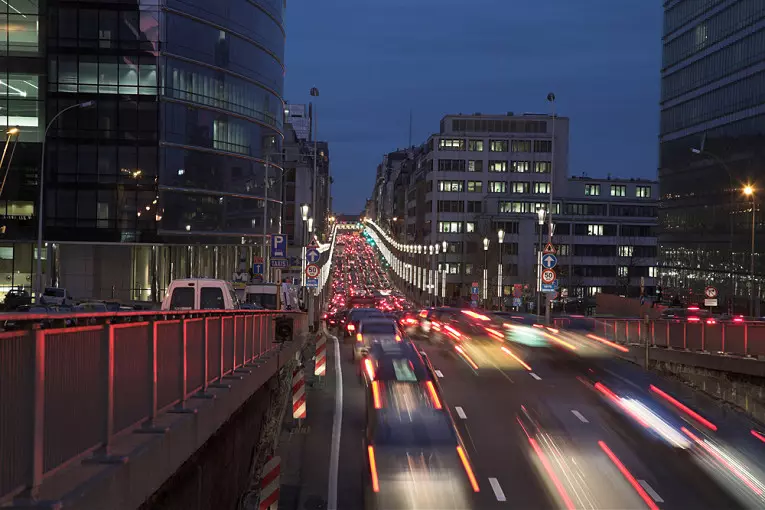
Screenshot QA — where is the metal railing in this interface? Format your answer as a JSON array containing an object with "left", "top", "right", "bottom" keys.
[
  {"left": 0, "top": 309, "right": 307, "bottom": 503},
  {"left": 553, "top": 316, "right": 765, "bottom": 358}
]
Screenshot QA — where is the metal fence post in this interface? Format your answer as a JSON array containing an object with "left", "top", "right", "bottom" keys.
[
  {"left": 28, "top": 326, "right": 45, "bottom": 497},
  {"left": 170, "top": 318, "right": 196, "bottom": 413},
  {"left": 203, "top": 317, "right": 210, "bottom": 390},
  {"left": 137, "top": 320, "right": 169, "bottom": 433}
]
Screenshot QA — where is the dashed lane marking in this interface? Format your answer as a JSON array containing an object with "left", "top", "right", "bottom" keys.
[
  {"left": 530, "top": 372, "right": 542, "bottom": 381},
  {"left": 455, "top": 406, "right": 467, "bottom": 419},
  {"left": 435, "top": 369, "right": 444, "bottom": 378},
  {"left": 571, "top": 410, "right": 589, "bottom": 423},
  {"left": 488, "top": 478, "right": 506, "bottom": 501},
  {"left": 638, "top": 480, "right": 664, "bottom": 503}
]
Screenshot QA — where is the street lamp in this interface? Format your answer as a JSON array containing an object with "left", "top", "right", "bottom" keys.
[
  {"left": 300, "top": 203, "right": 310, "bottom": 222},
  {"left": 483, "top": 237, "right": 489, "bottom": 307},
  {"left": 497, "top": 229, "right": 505, "bottom": 310},
  {"left": 308, "top": 217, "right": 314, "bottom": 233},
  {"left": 537, "top": 208, "right": 546, "bottom": 319},
  {"left": 744, "top": 185, "right": 757, "bottom": 316},
  {"left": 36, "top": 100, "right": 96, "bottom": 299}
]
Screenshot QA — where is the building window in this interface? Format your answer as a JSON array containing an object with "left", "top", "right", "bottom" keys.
[
  {"left": 511, "top": 161, "right": 530, "bottom": 173},
  {"left": 467, "top": 160, "right": 483, "bottom": 172},
  {"left": 511, "top": 140, "right": 531, "bottom": 152},
  {"left": 488, "top": 181, "right": 506, "bottom": 193},
  {"left": 465, "top": 263, "right": 473, "bottom": 275},
  {"left": 618, "top": 266, "right": 629, "bottom": 277},
  {"left": 467, "top": 181, "right": 483, "bottom": 193},
  {"left": 649, "top": 267, "right": 658, "bottom": 277},
  {"left": 438, "top": 221, "right": 463, "bottom": 233},
  {"left": 467, "top": 201, "right": 482, "bottom": 213},
  {"left": 438, "top": 180, "right": 464, "bottom": 192},
  {"left": 0, "top": 73, "right": 42, "bottom": 142},
  {"left": 534, "top": 161, "right": 551, "bottom": 173},
  {"left": 510, "top": 182, "right": 529, "bottom": 194},
  {"left": 466, "top": 222, "right": 476, "bottom": 233},
  {"left": 558, "top": 244, "right": 570, "bottom": 256},
  {"left": 584, "top": 184, "right": 601, "bottom": 196},
  {"left": 468, "top": 139, "right": 483, "bottom": 152},
  {"left": 1, "top": 7, "right": 39, "bottom": 56},
  {"left": 587, "top": 286, "right": 602, "bottom": 297},
  {"left": 533, "top": 182, "right": 550, "bottom": 194},
  {"left": 438, "top": 159, "right": 466, "bottom": 172},
  {"left": 587, "top": 224, "right": 604, "bottom": 236},
  {"left": 533, "top": 140, "right": 552, "bottom": 152},
  {"left": 618, "top": 245, "right": 634, "bottom": 257},
  {"left": 610, "top": 185, "right": 626, "bottom": 197},
  {"left": 489, "top": 140, "right": 508, "bottom": 152},
  {"left": 439, "top": 138, "right": 465, "bottom": 151},
  {"left": 636, "top": 185, "right": 651, "bottom": 198},
  {"left": 488, "top": 161, "right": 507, "bottom": 172}
]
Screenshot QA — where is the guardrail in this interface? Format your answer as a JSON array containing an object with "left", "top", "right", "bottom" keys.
[
  {"left": 0, "top": 309, "right": 307, "bottom": 504},
  {"left": 553, "top": 316, "right": 765, "bottom": 358}
]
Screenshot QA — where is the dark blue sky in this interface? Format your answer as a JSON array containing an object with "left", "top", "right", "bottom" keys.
[{"left": 284, "top": 0, "right": 662, "bottom": 214}]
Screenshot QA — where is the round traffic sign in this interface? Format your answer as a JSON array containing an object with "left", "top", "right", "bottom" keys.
[
  {"left": 541, "top": 269, "right": 556, "bottom": 284},
  {"left": 705, "top": 286, "right": 718, "bottom": 298},
  {"left": 305, "top": 264, "right": 320, "bottom": 278}
]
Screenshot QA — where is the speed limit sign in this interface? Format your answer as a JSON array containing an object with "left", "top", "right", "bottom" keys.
[
  {"left": 541, "top": 269, "right": 556, "bottom": 284},
  {"left": 305, "top": 264, "right": 320, "bottom": 278}
]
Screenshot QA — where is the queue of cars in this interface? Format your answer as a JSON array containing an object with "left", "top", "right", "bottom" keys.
[{"left": 327, "top": 232, "right": 480, "bottom": 509}]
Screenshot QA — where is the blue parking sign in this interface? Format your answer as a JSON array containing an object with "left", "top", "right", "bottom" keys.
[{"left": 271, "top": 234, "right": 287, "bottom": 259}]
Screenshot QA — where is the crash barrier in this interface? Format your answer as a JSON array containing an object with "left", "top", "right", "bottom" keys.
[
  {"left": 258, "top": 456, "right": 281, "bottom": 510},
  {"left": 0, "top": 309, "right": 307, "bottom": 504},
  {"left": 314, "top": 333, "right": 327, "bottom": 376},
  {"left": 553, "top": 316, "right": 765, "bottom": 358}
]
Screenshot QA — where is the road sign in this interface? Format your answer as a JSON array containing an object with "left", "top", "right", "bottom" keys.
[
  {"left": 306, "top": 278, "right": 319, "bottom": 288},
  {"left": 550, "top": 291, "right": 559, "bottom": 300},
  {"left": 512, "top": 297, "right": 522, "bottom": 308},
  {"left": 705, "top": 286, "right": 718, "bottom": 299},
  {"left": 471, "top": 286, "right": 479, "bottom": 295},
  {"left": 704, "top": 298, "right": 718, "bottom": 307},
  {"left": 471, "top": 300, "right": 478, "bottom": 308},
  {"left": 253, "top": 263, "right": 264, "bottom": 275},
  {"left": 306, "top": 248, "right": 321, "bottom": 264},
  {"left": 543, "top": 243, "right": 556, "bottom": 254},
  {"left": 513, "top": 284, "right": 523, "bottom": 298},
  {"left": 305, "top": 264, "right": 320, "bottom": 278},
  {"left": 541, "top": 254, "right": 558, "bottom": 270},
  {"left": 307, "top": 240, "right": 319, "bottom": 249},
  {"left": 270, "top": 258, "right": 288, "bottom": 269},
  {"left": 541, "top": 282, "right": 558, "bottom": 293},
  {"left": 253, "top": 256, "right": 264, "bottom": 265},
  {"left": 271, "top": 234, "right": 287, "bottom": 259},
  {"left": 541, "top": 269, "right": 556, "bottom": 284}
]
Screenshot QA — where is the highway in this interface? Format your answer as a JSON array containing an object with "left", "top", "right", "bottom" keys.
[{"left": 283, "top": 233, "right": 765, "bottom": 510}]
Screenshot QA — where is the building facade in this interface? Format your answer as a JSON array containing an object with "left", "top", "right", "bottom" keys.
[
  {"left": 370, "top": 113, "right": 659, "bottom": 309},
  {"left": 1, "top": 0, "right": 287, "bottom": 303},
  {"left": 660, "top": 0, "right": 765, "bottom": 313}
]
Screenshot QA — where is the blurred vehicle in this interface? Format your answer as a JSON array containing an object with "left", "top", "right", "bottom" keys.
[
  {"left": 362, "top": 390, "right": 477, "bottom": 509},
  {"left": 243, "top": 282, "right": 299, "bottom": 310},
  {"left": 661, "top": 306, "right": 713, "bottom": 322},
  {"left": 162, "top": 279, "right": 240, "bottom": 310},
  {"left": 344, "top": 308, "right": 385, "bottom": 341},
  {"left": 40, "top": 287, "right": 73, "bottom": 306},
  {"left": 354, "top": 318, "right": 401, "bottom": 361},
  {"left": 417, "top": 308, "right": 437, "bottom": 335},
  {"left": 75, "top": 301, "right": 109, "bottom": 313},
  {"left": 4, "top": 287, "right": 31, "bottom": 310}
]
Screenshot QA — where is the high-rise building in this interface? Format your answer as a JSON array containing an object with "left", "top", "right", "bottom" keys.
[
  {"left": 370, "top": 113, "right": 659, "bottom": 309},
  {"left": 660, "top": 0, "right": 765, "bottom": 312},
  {"left": 1, "top": 0, "right": 287, "bottom": 302}
]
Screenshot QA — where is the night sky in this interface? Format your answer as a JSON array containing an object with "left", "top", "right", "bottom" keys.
[{"left": 284, "top": 0, "right": 662, "bottom": 214}]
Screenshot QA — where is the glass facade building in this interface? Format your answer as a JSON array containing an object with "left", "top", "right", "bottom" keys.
[
  {"left": 0, "top": 0, "right": 286, "bottom": 302},
  {"left": 660, "top": 0, "right": 765, "bottom": 312}
]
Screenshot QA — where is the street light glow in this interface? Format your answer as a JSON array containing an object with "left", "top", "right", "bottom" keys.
[
  {"left": 483, "top": 237, "right": 490, "bottom": 251},
  {"left": 300, "top": 203, "right": 310, "bottom": 221},
  {"left": 744, "top": 185, "right": 754, "bottom": 196},
  {"left": 497, "top": 229, "right": 505, "bottom": 243}
]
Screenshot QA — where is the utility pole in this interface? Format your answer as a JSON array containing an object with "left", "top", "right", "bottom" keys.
[{"left": 545, "top": 93, "right": 556, "bottom": 325}]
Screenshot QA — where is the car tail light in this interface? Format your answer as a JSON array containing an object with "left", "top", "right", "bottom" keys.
[
  {"left": 357, "top": 333, "right": 363, "bottom": 342},
  {"left": 347, "top": 324, "right": 355, "bottom": 332},
  {"left": 322, "top": 313, "right": 328, "bottom": 319},
  {"left": 364, "top": 358, "right": 375, "bottom": 380},
  {"left": 687, "top": 316, "right": 700, "bottom": 322},
  {"left": 425, "top": 380, "right": 442, "bottom": 409},
  {"left": 706, "top": 318, "right": 716, "bottom": 325},
  {"left": 395, "top": 334, "right": 401, "bottom": 342},
  {"left": 734, "top": 316, "right": 745, "bottom": 323},
  {"left": 688, "top": 306, "right": 700, "bottom": 311},
  {"left": 456, "top": 445, "right": 480, "bottom": 492},
  {"left": 367, "top": 446, "right": 380, "bottom": 492},
  {"left": 371, "top": 380, "right": 382, "bottom": 409}
]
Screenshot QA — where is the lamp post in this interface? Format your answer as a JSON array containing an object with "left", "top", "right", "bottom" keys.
[
  {"left": 36, "top": 100, "right": 96, "bottom": 299},
  {"left": 744, "top": 185, "right": 756, "bottom": 316},
  {"left": 309, "top": 87, "right": 320, "bottom": 232},
  {"left": 442, "top": 240, "right": 448, "bottom": 306},
  {"left": 497, "top": 228, "right": 505, "bottom": 311},
  {"left": 434, "top": 244, "right": 440, "bottom": 308},
  {"left": 483, "top": 237, "right": 489, "bottom": 308},
  {"left": 536, "top": 207, "right": 546, "bottom": 320}
]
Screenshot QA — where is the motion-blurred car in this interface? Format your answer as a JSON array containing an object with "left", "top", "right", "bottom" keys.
[
  {"left": 344, "top": 308, "right": 385, "bottom": 341},
  {"left": 354, "top": 318, "right": 402, "bottom": 360}
]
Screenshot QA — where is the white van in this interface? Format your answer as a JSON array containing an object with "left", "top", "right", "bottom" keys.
[{"left": 161, "top": 279, "right": 240, "bottom": 311}]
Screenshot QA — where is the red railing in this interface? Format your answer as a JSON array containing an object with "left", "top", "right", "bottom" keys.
[
  {"left": 0, "top": 309, "right": 307, "bottom": 503},
  {"left": 553, "top": 317, "right": 765, "bottom": 357}
]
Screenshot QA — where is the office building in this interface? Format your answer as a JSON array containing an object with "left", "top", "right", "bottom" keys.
[
  {"left": 369, "top": 113, "right": 659, "bottom": 309},
  {"left": 660, "top": 0, "right": 765, "bottom": 312},
  {"left": 0, "top": 0, "right": 287, "bottom": 302}
]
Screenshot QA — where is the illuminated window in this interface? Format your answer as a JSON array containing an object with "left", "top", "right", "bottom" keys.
[
  {"left": 618, "top": 245, "right": 634, "bottom": 257},
  {"left": 510, "top": 182, "right": 528, "bottom": 194},
  {"left": 467, "top": 181, "right": 483, "bottom": 193},
  {"left": 649, "top": 267, "right": 658, "bottom": 277},
  {"left": 468, "top": 139, "right": 483, "bottom": 151},
  {"left": 618, "top": 266, "right": 628, "bottom": 277},
  {"left": 511, "top": 140, "right": 531, "bottom": 152},
  {"left": 533, "top": 182, "right": 550, "bottom": 194},
  {"left": 439, "top": 138, "right": 465, "bottom": 151},
  {"left": 610, "top": 185, "right": 626, "bottom": 197},
  {"left": 467, "top": 160, "right": 483, "bottom": 172},
  {"left": 584, "top": 184, "right": 600, "bottom": 196},
  {"left": 438, "top": 180, "right": 464, "bottom": 192},
  {"left": 438, "top": 221, "right": 463, "bottom": 233},
  {"left": 489, "top": 161, "right": 507, "bottom": 172},
  {"left": 488, "top": 181, "right": 506, "bottom": 193},
  {"left": 587, "top": 225, "right": 604, "bottom": 236},
  {"left": 534, "top": 161, "right": 551, "bottom": 173},
  {"left": 465, "top": 222, "right": 476, "bottom": 233},
  {"left": 511, "top": 161, "right": 529, "bottom": 173},
  {"left": 636, "top": 186, "right": 651, "bottom": 198},
  {"left": 489, "top": 140, "right": 508, "bottom": 152},
  {"left": 0, "top": 73, "right": 42, "bottom": 142}
]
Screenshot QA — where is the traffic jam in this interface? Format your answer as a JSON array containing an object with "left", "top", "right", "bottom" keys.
[{"left": 320, "top": 230, "right": 765, "bottom": 510}]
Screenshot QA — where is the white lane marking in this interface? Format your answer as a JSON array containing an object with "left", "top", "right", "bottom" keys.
[
  {"left": 488, "top": 477, "right": 506, "bottom": 501},
  {"left": 327, "top": 334, "right": 343, "bottom": 510},
  {"left": 435, "top": 369, "right": 444, "bottom": 378},
  {"left": 455, "top": 406, "right": 467, "bottom": 419},
  {"left": 638, "top": 480, "right": 664, "bottom": 502},
  {"left": 530, "top": 372, "right": 542, "bottom": 381},
  {"left": 571, "top": 410, "right": 589, "bottom": 423}
]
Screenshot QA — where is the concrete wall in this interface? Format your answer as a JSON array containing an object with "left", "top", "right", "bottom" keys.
[{"left": 138, "top": 384, "right": 272, "bottom": 510}]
